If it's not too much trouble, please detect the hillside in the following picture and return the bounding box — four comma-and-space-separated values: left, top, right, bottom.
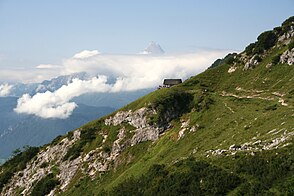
1, 16, 294, 195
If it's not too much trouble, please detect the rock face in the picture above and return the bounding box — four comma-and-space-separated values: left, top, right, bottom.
1, 107, 165, 195
243, 55, 259, 70
131, 127, 160, 146
2, 129, 81, 195
84, 107, 163, 179
111, 127, 126, 156
278, 26, 294, 43
105, 108, 161, 146
105, 108, 154, 128
59, 157, 82, 191
280, 48, 294, 65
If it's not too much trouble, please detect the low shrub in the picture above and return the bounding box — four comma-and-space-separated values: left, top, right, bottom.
109, 158, 242, 195
272, 54, 281, 65
31, 173, 60, 196
288, 40, 294, 50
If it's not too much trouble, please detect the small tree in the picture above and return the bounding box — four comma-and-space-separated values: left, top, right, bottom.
245, 43, 256, 55
272, 54, 281, 65
254, 31, 277, 53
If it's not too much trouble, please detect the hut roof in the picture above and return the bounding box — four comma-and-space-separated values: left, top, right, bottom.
163, 79, 182, 85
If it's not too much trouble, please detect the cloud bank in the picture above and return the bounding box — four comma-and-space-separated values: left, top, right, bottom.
13, 49, 231, 118
14, 76, 112, 119
61, 50, 229, 90
0, 84, 13, 97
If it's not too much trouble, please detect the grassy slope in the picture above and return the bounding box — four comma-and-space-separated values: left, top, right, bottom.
61, 40, 294, 195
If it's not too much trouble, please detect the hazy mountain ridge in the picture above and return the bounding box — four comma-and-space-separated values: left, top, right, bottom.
1, 16, 294, 195
35, 72, 91, 93
0, 96, 115, 159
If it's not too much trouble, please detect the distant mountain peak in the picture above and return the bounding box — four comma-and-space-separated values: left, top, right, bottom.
140, 41, 165, 55
35, 72, 90, 93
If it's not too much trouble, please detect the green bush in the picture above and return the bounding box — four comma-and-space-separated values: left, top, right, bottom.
63, 142, 84, 161
245, 43, 256, 55
254, 31, 278, 54
288, 40, 294, 50
274, 26, 283, 35
51, 135, 63, 145
150, 89, 194, 127
109, 158, 242, 195
209, 58, 223, 69
195, 95, 214, 112
282, 16, 294, 32
31, 173, 60, 196
103, 146, 112, 153
208, 53, 237, 69
234, 144, 294, 195
0, 171, 13, 190
282, 16, 294, 26
253, 55, 262, 62
40, 162, 49, 168
272, 54, 281, 65
223, 53, 237, 64
279, 176, 294, 195
245, 31, 278, 55
264, 104, 277, 111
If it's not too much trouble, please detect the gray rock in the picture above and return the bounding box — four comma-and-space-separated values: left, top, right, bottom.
243, 55, 259, 70
59, 157, 82, 191
278, 27, 294, 42
280, 48, 294, 65
131, 127, 159, 146
229, 144, 237, 150
105, 108, 155, 128
111, 128, 126, 158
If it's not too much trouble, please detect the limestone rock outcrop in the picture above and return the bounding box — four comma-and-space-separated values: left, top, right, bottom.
280, 48, 294, 65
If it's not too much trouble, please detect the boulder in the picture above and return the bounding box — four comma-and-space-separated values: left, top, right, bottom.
280, 48, 294, 65
243, 55, 259, 70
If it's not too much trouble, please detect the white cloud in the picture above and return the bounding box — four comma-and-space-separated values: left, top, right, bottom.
14, 76, 112, 119
139, 51, 149, 55
0, 49, 231, 83
36, 64, 61, 69
62, 50, 230, 90
0, 68, 61, 83
0, 84, 13, 97
73, 50, 100, 59
13, 49, 233, 119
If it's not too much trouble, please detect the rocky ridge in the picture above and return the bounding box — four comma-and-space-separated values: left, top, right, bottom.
280, 48, 294, 65
2, 130, 81, 195
1, 107, 165, 195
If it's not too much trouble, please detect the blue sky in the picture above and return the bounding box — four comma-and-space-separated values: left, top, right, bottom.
0, 0, 293, 69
